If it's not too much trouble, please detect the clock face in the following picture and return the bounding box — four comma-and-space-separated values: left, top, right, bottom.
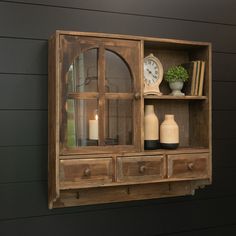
143, 54, 163, 96
144, 59, 159, 85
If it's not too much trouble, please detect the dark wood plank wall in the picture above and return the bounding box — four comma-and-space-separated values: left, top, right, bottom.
0, 0, 235, 235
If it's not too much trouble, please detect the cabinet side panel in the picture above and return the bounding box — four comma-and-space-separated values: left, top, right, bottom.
189, 45, 212, 182
48, 33, 60, 208
189, 46, 211, 149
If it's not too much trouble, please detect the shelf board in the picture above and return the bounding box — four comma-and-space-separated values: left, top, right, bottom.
144, 95, 207, 100
142, 147, 209, 155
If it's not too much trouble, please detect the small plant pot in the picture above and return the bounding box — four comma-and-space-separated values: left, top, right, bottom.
169, 81, 184, 96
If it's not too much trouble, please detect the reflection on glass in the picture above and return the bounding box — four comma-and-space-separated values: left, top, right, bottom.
66, 49, 98, 93
66, 99, 98, 147
105, 50, 132, 93
105, 100, 133, 145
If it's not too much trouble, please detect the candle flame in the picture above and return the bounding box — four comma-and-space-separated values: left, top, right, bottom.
95, 114, 98, 120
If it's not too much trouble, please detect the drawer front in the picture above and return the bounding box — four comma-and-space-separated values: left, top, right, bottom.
60, 158, 113, 188
168, 153, 209, 179
117, 155, 165, 182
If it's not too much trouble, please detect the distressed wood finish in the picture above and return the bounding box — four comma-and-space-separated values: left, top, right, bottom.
59, 158, 113, 189
53, 181, 204, 208
144, 95, 207, 100
117, 155, 166, 182
48, 30, 212, 209
48, 33, 60, 209
168, 153, 209, 179
59, 33, 141, 153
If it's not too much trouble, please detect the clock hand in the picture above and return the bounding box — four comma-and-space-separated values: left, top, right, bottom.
149, 69, 156, 79
147, 69, 155, 78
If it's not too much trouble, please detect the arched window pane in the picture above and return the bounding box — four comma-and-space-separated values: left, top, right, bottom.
105, 50, 132, 93
67, 48, 98, 93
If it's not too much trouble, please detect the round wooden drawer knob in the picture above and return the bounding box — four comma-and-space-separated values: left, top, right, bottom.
187, 163, 194, 170
139, 165, 146, 173
84, 167, 91, 176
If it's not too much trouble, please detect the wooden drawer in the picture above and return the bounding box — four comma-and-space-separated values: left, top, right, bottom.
167, 153, 209, 179
59, 158, 113, 188
117, 155, 165, 182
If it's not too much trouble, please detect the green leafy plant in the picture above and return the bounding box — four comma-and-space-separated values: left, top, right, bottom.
165, 65, 189, 83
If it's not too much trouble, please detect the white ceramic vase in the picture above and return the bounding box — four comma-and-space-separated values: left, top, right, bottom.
160, 114, 179, 149
144, 105, 160, 150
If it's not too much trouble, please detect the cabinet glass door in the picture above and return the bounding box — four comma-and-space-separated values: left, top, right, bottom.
60, 35, 141, 153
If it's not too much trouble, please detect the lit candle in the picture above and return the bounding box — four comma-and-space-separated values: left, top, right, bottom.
89, 113, 98, 140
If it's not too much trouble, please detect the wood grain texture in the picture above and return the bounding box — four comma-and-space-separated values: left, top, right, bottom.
0, 140, 232, 185
0, 0, 235, 235
48, 32, 61, 208
59, 158, 113, 189
54, 181, 199, 208
0, 41, 233, 81
1, 166, 236, 220
49, 31, 211, 208
4, 110, 236, 146
167, 153, 209, 179
117, 155, 166, 182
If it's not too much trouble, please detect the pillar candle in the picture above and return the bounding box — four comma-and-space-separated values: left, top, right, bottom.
89, 115, 98, 140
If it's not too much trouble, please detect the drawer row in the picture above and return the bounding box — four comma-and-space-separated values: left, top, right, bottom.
59, 152, 210, 189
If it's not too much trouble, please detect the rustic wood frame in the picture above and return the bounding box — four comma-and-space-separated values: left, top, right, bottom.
48, 30, 212, 209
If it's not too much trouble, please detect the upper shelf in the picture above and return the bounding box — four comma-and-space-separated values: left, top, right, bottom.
144, 95, 207, 100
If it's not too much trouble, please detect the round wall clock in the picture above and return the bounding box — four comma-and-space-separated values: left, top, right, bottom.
144, 53, 163, 95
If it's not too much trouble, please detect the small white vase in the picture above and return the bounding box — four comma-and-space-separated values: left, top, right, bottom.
169, 81, 185, 96
144, 105, 160, 150
160, 114, 179, 149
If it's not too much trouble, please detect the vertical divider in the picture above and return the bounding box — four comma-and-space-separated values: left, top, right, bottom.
140, 40, 145, 152
98, 45, 105, 146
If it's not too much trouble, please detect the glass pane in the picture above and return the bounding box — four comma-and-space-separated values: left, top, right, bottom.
105, 50, 132, 93
105, 100, 133, 145
66, 99, 98, 147
66, 48, 98, 93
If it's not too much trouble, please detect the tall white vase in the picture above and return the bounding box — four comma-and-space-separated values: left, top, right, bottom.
144, 105, 160, 150
160, 114, 179, 149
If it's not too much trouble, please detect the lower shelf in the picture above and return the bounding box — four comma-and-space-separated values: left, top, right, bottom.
51, 179, 210, 208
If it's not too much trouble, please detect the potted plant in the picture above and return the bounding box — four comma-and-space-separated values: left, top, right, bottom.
165, 65, 189, 96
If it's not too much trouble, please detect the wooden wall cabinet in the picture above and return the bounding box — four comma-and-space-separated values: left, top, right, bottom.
48, 31, 212, 209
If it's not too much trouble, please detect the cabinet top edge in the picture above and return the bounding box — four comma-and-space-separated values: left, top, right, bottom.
52, 30, 211, 47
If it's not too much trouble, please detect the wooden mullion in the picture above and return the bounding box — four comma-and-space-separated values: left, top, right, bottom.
98, 45, 105, 146
67, 92, 99, 100
105, 93, 134, 100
